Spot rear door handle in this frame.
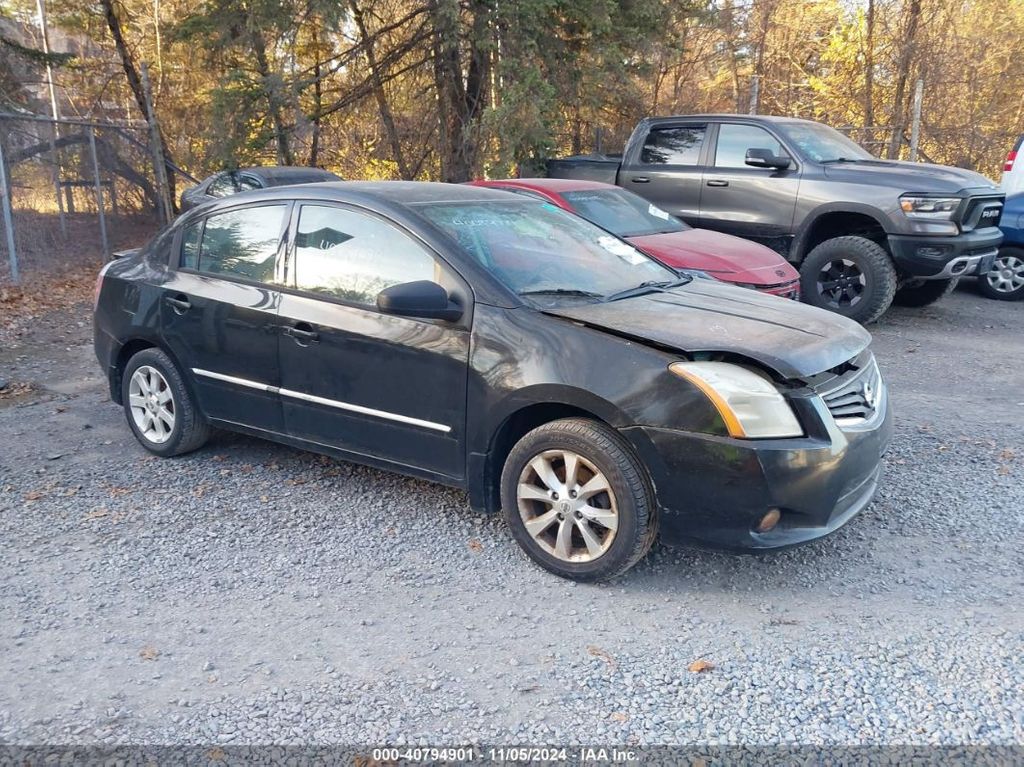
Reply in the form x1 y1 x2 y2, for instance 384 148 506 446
706 179 729 187
631 177 650 183
283 323 320 345
163 294 191 313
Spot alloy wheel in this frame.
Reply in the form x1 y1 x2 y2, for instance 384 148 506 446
128 365 175 444
817 258 867 308
516 449 618 563
985 254 1024 294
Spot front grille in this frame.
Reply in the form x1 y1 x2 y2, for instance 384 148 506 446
958 195 1004 231
818 356 882 426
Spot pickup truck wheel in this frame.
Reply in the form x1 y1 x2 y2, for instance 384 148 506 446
978 248 1024 301
893 277 959 307
800 236 897 324
501 418 657 582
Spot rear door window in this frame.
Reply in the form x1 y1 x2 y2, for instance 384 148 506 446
640 126 706 165
207 173 237 197
192 204 287 283
180 221 202 269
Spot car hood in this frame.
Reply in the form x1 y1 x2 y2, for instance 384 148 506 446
822 159 998 193
627 230 798 284
544 279 871 379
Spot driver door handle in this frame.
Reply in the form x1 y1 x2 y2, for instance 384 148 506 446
283 322 320 345
163 294 191 313
631 177 650 183
706 179 729 187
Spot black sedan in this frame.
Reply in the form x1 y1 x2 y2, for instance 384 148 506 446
94 182 892 581
179 166 341 211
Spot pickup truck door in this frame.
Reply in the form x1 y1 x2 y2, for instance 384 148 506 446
698 122 801 248
617 122 709 226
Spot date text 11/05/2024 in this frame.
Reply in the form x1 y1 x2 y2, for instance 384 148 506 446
368 746 640 762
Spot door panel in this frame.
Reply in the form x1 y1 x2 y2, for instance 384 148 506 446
699 123 801 242
160 272 282 430
159 203 289 432
277 295 469 477
277 203 470 479
618 124 708 224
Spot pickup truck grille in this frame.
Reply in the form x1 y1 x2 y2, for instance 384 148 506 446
818 355 883 426
958 195 1004 232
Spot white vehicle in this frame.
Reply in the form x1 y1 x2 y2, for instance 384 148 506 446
999 136 1024 195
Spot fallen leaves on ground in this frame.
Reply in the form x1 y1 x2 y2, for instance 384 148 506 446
467 538 483 553
0 381 34 400
609 712 629 722
688 658 715 673
23 490 45 501
587 645 615 667
139 645 159 661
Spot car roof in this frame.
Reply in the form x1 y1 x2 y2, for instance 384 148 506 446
295 180 524 205
645 114 814 125
239 166 338 180
473 178 617 194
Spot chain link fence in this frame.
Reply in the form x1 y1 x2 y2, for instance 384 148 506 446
0 113 171 285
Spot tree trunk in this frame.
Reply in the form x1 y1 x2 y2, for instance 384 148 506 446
250 31 294 166
886 0 922 159
864 0 875 142
100 0 177 206
309 54 322 167
351 0 411 179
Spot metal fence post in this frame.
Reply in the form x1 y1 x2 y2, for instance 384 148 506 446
909 79 923 163
0 137 19 285
87 126 109 260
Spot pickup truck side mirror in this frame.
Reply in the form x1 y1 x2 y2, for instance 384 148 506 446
745 147 792 170
377 280 463 322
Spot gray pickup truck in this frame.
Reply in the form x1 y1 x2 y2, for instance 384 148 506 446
548 115 1004 323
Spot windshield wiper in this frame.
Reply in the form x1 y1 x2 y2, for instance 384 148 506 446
820 157 858 164
603 275 692 302
518 288 605 299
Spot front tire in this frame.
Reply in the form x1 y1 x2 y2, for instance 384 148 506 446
500 418 657 581
121 348 210 457
978 248 1024 301
892 277 958 307
799 236 897 324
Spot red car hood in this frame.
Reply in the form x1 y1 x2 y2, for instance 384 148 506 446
627 230 799 285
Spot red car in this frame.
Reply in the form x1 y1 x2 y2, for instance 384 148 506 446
469 178 800 299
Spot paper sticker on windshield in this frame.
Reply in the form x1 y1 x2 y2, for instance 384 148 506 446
648 204 670 220
598 235 647 265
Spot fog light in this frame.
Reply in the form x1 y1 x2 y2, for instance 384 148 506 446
756 508 781 533
951 260 968 274
915 246 949 259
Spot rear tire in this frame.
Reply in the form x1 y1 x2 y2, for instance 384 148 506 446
500 418 657 582
121 348 210 457
892 277 959 307
978 248 1024 301
799 236 897 324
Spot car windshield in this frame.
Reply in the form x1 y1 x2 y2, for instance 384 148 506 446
561 189 689 238
417 200 677 300
776 122 874 163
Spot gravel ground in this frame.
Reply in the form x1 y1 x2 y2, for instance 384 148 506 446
0 281 1021 748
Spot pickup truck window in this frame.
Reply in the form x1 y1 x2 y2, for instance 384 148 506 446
776 122 872 163
641 126 706 165
562 189 689 237
715 124 786 168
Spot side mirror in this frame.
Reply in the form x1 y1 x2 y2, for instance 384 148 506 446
745 147 792 170
377 280 463 322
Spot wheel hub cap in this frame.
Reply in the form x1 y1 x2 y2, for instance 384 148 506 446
516 449 619 563
128 365 175 444
817 258 867 308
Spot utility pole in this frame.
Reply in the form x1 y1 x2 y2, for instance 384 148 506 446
749 75 760 115
35 0 66 235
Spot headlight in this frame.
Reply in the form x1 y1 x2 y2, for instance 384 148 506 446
669 361 803 439
899 195 960 220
